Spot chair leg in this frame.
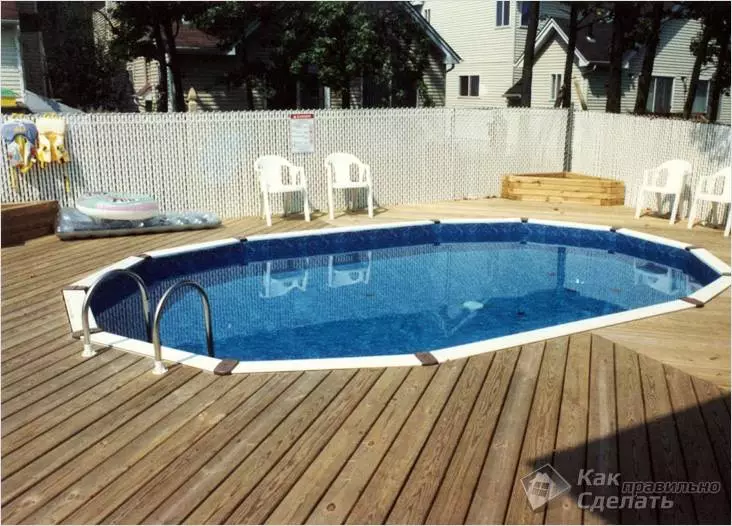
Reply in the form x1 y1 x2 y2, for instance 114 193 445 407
263 192 272 227
669 192 681 225
367 184 374 218
725 205 732 237
303 189 311 222
634 189 644 219
328 186 335 220
687 198 698 230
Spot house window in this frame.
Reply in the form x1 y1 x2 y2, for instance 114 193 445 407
550 74 562 101
519 2 531 27
692 79 709 114
460 75 480 96
424 8 431 23
646 76 673 113
496 1 510 26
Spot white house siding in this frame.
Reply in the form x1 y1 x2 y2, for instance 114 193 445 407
1 24 23 98
424 0 518 107
419 50 446 106
529 38 583 108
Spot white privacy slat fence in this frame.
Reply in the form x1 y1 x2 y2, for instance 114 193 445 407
1 107 729 223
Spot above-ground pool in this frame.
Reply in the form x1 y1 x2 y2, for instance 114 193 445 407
63 219 731 374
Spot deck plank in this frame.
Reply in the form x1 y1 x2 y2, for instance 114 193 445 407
102 372 303 525
266 367 411 525
504 337 568 524
305 366 436 525
664 365 730 524
465 342 545 524
613 343 656 525
583 335 619 525
426 347 521 524
545 333 591 525
638 354 696 524
386 354 494 525
345 360 466 524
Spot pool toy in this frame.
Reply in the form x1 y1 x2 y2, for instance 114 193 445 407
2 119 38 190
76 192 160 221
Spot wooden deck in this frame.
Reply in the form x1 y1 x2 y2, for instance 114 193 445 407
2 198 730 524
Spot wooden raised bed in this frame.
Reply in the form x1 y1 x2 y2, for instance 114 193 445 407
1 200 59 246
501 172 625 206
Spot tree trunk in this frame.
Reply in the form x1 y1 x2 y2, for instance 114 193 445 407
520 1 541 107
707 31 729 122
341 84 351 108
606 4 628 113
634 3 664 114
683 25 712 119
561 2 578 108
152 23 168 112
161 20 185 112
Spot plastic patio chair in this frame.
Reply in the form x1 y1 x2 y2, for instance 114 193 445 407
634 160 691 225
325 152 374 220
327 251 372 288
687 166 732 237
255 155 311 227
260 260 309 298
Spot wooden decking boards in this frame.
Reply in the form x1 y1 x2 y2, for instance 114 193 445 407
1 198 730 524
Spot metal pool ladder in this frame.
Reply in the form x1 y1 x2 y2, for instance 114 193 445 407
81 269 151 358
152 280 214 375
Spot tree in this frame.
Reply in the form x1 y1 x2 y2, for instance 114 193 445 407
520 1 541 106
107 2 211 112
606 2 640 113
38 2 134 111
633 2 665 114
682 2 731 119
560 3 580 108
707 21 730 122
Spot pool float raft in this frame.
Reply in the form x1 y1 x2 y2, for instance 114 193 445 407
76 192 160 221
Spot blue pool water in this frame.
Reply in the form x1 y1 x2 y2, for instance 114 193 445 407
91 223 719 361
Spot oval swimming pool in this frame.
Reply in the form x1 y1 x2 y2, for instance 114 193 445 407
64 219 731 373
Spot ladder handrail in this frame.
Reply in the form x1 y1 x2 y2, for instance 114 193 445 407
81 269 151 358
152 280 213 375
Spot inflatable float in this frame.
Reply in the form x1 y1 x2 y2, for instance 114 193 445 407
56 192 221 240
75 192 160 220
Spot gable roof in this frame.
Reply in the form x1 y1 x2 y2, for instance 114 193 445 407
405 2 461 65
514 16 614 68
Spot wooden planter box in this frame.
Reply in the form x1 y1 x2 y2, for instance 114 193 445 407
501 172 625 206
1 201 59 246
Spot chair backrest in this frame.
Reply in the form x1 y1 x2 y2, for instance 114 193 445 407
654 159 692 191
255 155 294 188
325 152 364 185
709 166 732 199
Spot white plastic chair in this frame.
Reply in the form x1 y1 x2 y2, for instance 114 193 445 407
687 167 732 236
255 155 311 227
325 153 373 220
634 160 691 225
633 259 687 295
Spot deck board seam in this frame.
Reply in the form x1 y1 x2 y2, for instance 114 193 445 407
181 371 332 524
423 355 495 524
383 359 470 523
221 369 364 523
463 347 522 524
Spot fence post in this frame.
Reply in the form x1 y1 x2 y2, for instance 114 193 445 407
563 104 574 172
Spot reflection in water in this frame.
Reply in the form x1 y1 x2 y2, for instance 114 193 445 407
633 259 688 295
260 258 309 298
328 251 372 288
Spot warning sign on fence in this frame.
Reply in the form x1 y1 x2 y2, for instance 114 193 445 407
290 113 315 154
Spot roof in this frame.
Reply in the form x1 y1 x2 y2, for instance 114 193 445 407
405 2 462 65
504 78 523 98
1 1 19 22
175 25 225 53
514 16 615 68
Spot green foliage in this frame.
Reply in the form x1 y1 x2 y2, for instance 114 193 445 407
39 2 134 112
196 1 433 108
